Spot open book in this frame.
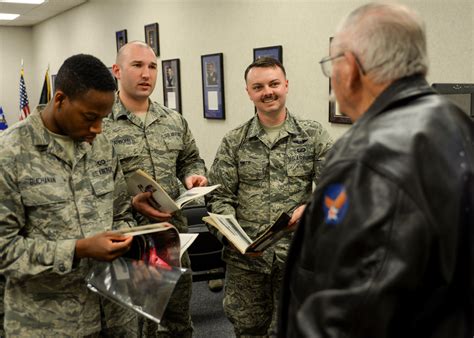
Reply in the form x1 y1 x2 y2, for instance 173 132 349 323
115 223 198 267
86 223 197 324
203 212 291 254
126 169 220 213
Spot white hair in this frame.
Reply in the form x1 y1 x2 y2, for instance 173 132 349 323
334 2 428 84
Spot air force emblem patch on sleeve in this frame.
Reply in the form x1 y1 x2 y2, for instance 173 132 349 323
323 184 348 225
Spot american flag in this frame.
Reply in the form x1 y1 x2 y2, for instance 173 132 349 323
19 68 31 121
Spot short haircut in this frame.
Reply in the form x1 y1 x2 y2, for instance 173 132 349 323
335 2 428 83
55 54 116 100
116 40 155 65
244 57 286 81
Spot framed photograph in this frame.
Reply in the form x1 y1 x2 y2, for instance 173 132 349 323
162 59 182 113
327 37 351 124
253 45 283 63
328 85 351 124
145 23 160 56
116 29 127 52
201 53 225 119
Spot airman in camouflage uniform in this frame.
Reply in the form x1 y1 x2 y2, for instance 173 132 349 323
0 54 138 337
103 41 207 338
207 58 332 337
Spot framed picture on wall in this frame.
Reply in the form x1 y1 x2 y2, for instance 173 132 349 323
116 29 128 52
327 37 351 124
201 53 225 119
145 23 160 56
328 86 351 124
162 59 182 114
253 45 283 63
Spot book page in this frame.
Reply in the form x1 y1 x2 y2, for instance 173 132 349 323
179 233 198 259
174 185 220 208
115 223 171 236
204 213 252 254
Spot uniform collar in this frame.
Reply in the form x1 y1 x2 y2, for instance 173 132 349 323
28 111 91 165
110 93 166 126
246 110 300 140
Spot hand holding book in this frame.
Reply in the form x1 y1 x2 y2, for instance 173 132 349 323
203 212 291 255
127 169 219 213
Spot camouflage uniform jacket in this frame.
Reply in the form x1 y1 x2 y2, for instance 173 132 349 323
0 113 135 336
103 96 206 232
207 112 332 273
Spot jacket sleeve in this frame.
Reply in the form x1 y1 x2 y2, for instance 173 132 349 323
206 136 239 241
289 163 432 338
176 117 206 182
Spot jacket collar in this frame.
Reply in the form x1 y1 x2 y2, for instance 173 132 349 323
358 75 435 125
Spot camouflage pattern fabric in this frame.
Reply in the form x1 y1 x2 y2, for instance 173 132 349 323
103 97 206 337
0 275 4 338
0 113 138 337
223 263 283 337
207 112 332 335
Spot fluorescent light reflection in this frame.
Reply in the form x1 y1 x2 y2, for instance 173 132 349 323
0 13 20 20
0 0 45 4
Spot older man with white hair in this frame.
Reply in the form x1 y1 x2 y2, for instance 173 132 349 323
279 2 474 337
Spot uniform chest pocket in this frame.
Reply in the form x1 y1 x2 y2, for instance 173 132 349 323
90 176 114 196
238 160 267 182
286 146 314 177
163 136 184 151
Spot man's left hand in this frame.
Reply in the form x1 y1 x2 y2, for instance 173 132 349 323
184 175 208 189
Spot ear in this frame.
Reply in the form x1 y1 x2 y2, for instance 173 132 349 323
53 91 66 111
245 85 251 99
112 64 120 80
344 52 362 90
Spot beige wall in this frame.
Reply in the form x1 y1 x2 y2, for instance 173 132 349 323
0 26 33 122
1 0 473 167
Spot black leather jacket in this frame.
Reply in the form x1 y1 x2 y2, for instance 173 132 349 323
279 76 474 338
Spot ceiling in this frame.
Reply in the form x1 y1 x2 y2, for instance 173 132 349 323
0 0 87 27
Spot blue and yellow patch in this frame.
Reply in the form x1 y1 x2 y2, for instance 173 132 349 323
323 183 349 225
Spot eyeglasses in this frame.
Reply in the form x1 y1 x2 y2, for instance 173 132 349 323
319 52 368 78
319 53 345 78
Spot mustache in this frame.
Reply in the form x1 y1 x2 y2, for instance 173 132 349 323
262 94 277 101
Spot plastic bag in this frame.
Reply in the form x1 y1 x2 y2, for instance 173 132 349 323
86 257 186 323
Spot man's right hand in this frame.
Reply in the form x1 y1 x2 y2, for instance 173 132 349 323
75 232 133 262
132 191 173 221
